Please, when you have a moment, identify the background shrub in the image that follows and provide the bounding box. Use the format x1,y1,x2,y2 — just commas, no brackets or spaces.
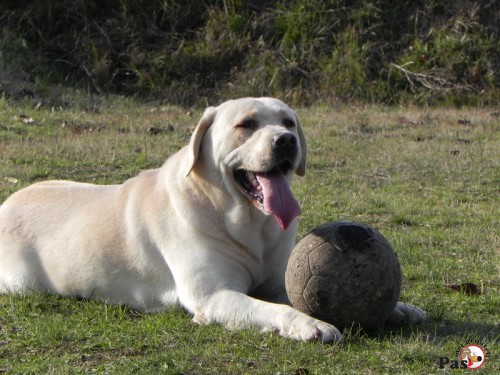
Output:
0,0,498,105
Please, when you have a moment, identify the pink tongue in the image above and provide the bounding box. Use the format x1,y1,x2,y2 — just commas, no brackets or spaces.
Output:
255,173,301,230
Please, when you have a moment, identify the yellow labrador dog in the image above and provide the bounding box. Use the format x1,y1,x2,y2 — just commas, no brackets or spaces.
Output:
0,98,424,342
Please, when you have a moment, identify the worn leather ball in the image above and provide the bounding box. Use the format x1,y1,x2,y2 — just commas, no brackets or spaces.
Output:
285,221,402,330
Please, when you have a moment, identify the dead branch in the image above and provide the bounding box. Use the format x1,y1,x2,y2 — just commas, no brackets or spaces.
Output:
390,62,478,92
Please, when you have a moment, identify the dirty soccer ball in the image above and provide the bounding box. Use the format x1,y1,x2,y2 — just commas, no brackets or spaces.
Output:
285,221,402,330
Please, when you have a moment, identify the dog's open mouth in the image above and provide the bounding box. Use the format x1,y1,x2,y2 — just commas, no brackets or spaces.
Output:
234,162,301,230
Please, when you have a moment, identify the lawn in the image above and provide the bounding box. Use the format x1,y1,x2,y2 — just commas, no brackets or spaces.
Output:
0,96,498,374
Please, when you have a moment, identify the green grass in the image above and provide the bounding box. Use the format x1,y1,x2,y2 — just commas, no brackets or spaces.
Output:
0,96,499,374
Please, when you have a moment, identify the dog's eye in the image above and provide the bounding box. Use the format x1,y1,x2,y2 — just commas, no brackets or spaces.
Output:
283,119,295,128
238,119,257,129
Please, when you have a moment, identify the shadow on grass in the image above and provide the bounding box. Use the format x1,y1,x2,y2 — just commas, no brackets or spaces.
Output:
356,319,499,343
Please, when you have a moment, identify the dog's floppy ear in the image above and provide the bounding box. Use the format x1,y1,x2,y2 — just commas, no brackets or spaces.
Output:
294,113,308,176
185,106,217,176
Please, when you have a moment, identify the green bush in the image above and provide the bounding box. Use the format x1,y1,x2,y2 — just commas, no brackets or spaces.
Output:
0,0,498,105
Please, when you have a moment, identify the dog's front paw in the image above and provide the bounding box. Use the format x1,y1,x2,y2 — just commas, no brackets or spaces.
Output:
279,310,342,343
386,302,426,325
299,318,343,343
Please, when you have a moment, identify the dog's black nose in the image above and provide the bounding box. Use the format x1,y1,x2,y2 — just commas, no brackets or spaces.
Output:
272,133,297,148
271,133,298,165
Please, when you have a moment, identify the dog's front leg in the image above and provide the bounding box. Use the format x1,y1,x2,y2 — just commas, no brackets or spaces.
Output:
191,290,342,343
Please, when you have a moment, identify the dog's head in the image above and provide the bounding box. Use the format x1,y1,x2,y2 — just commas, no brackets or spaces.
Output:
461,348,483,365
185,97,307,230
